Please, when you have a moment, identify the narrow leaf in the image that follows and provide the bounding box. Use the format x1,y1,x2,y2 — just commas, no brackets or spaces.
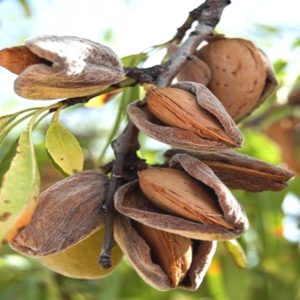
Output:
121,53,148,67
0,140,18,184
0,130,40,242
224,239,248,268
0,114,17,132
45,121,84,175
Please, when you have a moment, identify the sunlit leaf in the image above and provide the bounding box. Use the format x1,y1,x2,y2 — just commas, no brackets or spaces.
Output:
0,130,40,242
239,129,281,164
0,115,17,132
18,0,31,17
85,90,121,108
45,121,84,175
292,37,300,49
224,239,248,269
121,53,148,67
0,140,18,184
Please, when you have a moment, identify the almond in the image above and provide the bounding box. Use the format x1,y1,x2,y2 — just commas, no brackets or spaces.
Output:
146,87,236,146
135,222,192,287
198,38,267,121
138,167,233,229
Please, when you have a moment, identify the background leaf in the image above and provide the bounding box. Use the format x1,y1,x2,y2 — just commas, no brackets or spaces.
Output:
45,121,84,175
224,239,248,268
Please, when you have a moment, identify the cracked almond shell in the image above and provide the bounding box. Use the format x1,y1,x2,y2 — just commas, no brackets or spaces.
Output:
114,216,216,291
128,81,243,151
198,38,277,122
115,154,248,241
165,149,293,192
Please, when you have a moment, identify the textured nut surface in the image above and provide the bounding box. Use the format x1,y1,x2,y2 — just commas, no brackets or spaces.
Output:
177,55,211,85
147,87,236,146
138,167,233,229
198,38,267,121
135,222,192,287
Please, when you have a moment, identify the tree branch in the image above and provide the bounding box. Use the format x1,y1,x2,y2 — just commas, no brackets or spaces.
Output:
157,0,231,87
99,0,231,269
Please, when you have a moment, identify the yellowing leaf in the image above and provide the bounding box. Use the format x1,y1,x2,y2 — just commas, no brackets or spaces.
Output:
85,90,121,108
0,114,17,132
224,239,248,268
45,121,84,175
0,130,40,242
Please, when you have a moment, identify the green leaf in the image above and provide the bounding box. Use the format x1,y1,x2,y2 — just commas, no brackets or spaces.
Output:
0,130,40,242
121,53,148,67
0,115,17,132
0,140,18,185
45,121,84,175
224,239,248,269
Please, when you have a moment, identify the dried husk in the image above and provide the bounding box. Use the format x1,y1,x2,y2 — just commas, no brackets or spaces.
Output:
10,170,108,256
165,149,294,191
114,216,216,291
7,35,125,100
115,154,248,241
128,81,243,151
198,38,277,122
265,116,300,175
38,228,123,279
135,222,193,287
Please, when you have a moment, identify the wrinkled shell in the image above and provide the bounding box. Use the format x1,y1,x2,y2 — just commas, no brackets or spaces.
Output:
114,216,216,291
265,117,300,175
39,228,123,279
165,149,293,192
115,155,248,241
14,35,125,100
198,38,272,121
10,170,108,256
128,81,243,151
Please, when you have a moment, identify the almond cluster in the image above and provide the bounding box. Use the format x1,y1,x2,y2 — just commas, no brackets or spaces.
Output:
0,36,294,291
